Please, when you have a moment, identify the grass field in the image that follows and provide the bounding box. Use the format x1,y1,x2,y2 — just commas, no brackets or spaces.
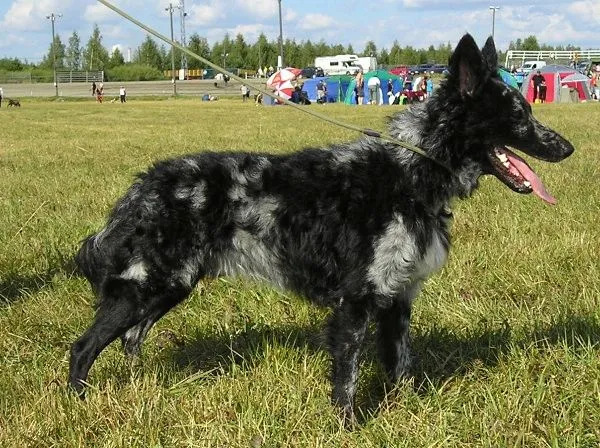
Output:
0,98,599,447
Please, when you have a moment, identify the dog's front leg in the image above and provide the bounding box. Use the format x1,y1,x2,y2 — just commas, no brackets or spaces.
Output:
327,299,370,425
375,284,420,383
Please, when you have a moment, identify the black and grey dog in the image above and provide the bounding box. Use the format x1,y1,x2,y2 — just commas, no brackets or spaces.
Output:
69,34,574,420
7,99,20,107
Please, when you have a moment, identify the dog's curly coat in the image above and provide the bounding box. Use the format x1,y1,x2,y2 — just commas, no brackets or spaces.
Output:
69,34,574,420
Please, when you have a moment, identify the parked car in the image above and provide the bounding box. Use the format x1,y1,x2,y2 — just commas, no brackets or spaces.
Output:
516,60,546,74
301,66,325,78
431,64,447,73
389,65,409,77
412,64,434,74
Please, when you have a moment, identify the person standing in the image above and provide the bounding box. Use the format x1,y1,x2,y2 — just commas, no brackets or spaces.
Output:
119,85,126,103
96,83,104,103
0,86,3,108
426,77,434,98
531,70,545,103
386,79,394,102
241,84,248,102
92,81,97,96
591,65,600,101
355,70,364,105
367,76,381,104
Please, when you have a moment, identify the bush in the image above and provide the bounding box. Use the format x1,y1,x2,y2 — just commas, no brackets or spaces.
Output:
105,64,165,81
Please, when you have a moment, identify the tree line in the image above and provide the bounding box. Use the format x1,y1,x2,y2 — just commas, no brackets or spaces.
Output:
0,23,583,75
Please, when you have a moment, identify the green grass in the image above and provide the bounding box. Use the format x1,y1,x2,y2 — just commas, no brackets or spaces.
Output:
1,99,599,447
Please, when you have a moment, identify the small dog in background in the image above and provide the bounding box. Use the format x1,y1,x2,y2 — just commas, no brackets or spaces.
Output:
7,99,20,107
69,34,574,423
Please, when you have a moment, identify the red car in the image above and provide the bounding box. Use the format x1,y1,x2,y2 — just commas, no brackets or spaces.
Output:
389,65,409,77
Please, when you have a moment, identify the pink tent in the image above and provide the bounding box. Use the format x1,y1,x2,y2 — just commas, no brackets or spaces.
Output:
521,65,580,103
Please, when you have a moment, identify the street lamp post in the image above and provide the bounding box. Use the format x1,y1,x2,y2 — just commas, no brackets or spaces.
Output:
166,3,177,96
46,13,62,97
221,52,229,69
277,0,284,69
489,6,500,41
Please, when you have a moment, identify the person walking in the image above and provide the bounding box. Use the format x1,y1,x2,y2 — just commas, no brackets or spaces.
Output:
0,86,3,108
92,81,97,96
241,84,248,102
119,85,127,103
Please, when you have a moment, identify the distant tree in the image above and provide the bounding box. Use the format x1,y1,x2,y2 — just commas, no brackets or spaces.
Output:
186,33,210,69
314,39,331,57
249,33,276,69
521,35,540,51
0,57,24,71
379,48,389,66
346,44,354,54
66,31,82,70
331,44,345,55
229,33,248,68
389,40,402,66
362,41,377,58
41,34,66,69
108,47,125,68
284,39,301,68
135,35,163,69
301,40,316,67
83,24,109,70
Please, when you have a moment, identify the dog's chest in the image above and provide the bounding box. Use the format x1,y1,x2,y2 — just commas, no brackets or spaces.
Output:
367,213,449,297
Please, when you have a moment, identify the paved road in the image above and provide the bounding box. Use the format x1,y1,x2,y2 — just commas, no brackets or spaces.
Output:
2,79,269,99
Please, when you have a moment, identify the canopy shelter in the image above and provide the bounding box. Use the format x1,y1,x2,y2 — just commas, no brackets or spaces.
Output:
560,72,592,101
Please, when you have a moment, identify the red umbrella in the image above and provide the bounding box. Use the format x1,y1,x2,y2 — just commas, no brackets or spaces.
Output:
266,68,302,87
272,79,295,100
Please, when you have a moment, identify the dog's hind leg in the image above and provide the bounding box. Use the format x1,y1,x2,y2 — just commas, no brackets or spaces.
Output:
375,284,420,383
327,299,370,424
69,277,144,397
69,277,191,397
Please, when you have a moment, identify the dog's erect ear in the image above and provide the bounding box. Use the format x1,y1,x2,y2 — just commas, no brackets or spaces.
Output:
482,36,498,73
448,33,487,97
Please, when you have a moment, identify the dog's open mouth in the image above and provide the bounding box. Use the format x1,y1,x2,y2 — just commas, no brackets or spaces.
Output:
488,146,556,205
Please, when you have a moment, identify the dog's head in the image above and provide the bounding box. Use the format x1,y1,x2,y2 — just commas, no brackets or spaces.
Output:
435,34,574,204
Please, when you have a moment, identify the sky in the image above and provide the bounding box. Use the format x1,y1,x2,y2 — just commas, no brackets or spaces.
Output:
0,0,598,64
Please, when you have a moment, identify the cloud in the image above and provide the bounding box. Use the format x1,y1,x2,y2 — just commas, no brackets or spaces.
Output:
235,0,277,19
298,13,335,31
1,0,73,31
567,1,600,25
187,1,225,26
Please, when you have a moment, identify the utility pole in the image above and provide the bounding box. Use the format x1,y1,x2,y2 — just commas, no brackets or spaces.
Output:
277,0,284,69
179,0,188,77
489,6,500,41
166,3,177,96
46,12,62,97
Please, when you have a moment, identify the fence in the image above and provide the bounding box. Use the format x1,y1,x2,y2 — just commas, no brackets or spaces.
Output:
505,50,600,67
56,70,104,83
0,72,33,83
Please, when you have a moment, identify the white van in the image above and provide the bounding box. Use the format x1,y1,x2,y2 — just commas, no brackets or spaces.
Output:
517,60,547,74
314,54,363,76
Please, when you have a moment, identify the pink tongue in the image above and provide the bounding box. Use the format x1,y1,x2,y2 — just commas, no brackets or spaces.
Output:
506,152,557,205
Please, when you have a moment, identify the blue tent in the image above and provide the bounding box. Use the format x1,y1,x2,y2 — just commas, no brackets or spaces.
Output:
344,70,403,105
301,76,352,103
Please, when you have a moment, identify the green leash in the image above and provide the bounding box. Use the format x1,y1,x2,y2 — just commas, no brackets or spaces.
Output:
97,0,453,173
